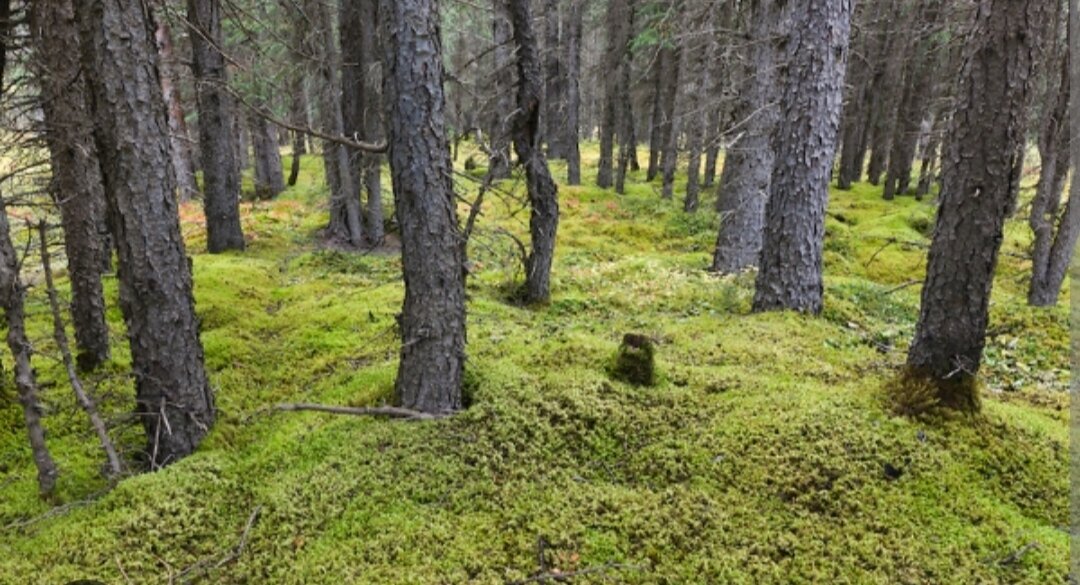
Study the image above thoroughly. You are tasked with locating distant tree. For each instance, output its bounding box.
[907,0,1051,408]
[30,0,111,371]
[381,0,467,413]
[489,0,515,179]
[563,0,584,185]
[753,0,852,314]
[597,0,633,189]
[77,0,215,466]
[187,0,246,252]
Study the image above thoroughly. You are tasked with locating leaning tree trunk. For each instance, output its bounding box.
[381,0,467,413]
[509,0,560,304]
[77,0,215,467]
[30,0,111,371]
[563,0,584,185]
[187,0,246,252]
[753,0,851,314]
[907,0,1050,408]
[1029,36,1074,307]
[712,0,778,273]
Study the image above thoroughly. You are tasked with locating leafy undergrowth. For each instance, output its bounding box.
[0,147,1068,583]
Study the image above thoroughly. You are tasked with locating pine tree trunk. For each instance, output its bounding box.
[753,0,851,314]
[510,0,560,304]
[78,0,215,466]
[187,0,246,252]
[907,0,1050,406]
[597,0,632,189]
[490,0,514,179]
[542,0,565,159]
[564,0,584,185]
[155,20,199,203]
[359,0,386,245]
[30,0,112,371]
[249,112,285,199]
[659,43,681,200]
[381,0,467,413]
[712,0,777,273]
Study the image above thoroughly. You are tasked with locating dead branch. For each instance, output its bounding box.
[275,402,440,420]
[882,279,922,295]
[37,221,123,478]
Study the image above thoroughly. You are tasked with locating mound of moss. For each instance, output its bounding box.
[0,149,1067,584]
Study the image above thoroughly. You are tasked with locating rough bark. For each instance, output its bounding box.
[509,0,560,304]
[358,0,385,245]
[30,0,112,371]
[752,0,851,314]
[564,0,584,185]
[712,0,777,273]
[155,20,199,203]
[542,0,565,159]
[78,0,215,466]
[381,0,467,413]
[613,2,636,195]
[1029,36,1075,306]
[287,16,308,187]
[907,0,1050,406]
[187,0,246,252]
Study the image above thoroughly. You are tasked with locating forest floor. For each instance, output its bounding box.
[0,145,1069,583]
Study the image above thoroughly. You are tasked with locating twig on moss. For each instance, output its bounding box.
[506,562,645,584]
[882,279,922,295]
[176,506,262,583]
[275,402,440,420]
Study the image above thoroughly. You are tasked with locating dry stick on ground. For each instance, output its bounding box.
[36,221,123,478]
[176,505,263,584]
[275,402,441,420]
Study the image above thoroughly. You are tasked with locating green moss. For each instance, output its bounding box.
[0,146,1068,584]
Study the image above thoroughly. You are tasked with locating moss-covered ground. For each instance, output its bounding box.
[0,145,1068,583]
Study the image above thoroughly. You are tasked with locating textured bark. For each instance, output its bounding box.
[863,0,907,186]
[753,0,851,314]
[907,0,1050,404]
[287,19,308,187]
[563,0,583,185]
[0,199,58,496]
[187,0,246,252]
[680,10,709,213]
[381,0,466,413]
[509,0,560,304]
[30,0,111,371]
[358,0,386,245]
[1029,38,1075,306]
[309,0,363,247]
[883,0,943,201]
[155,20,199,203]
[712,0,777,273]
[78,0,215,466]
[490,0,514,179]
[597,0,632,189]
[249,112,285,199]
[613,3,636,195]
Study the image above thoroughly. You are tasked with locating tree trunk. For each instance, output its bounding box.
[597,0,632,189]
[542,0,565,159]
[883,0,943,201]
[359,0,385,245]
[187,0,246,252]
[752,0,851,314]
[646,46,663,182]
[564,0,584,185]
[490,0,514,179]
[613,3,636,195]
[287,17,308,188]
[30,0,112,371]
[381,0,467,413]
[309,0,363,247]
[915,109,944,199]
[249,112,285,199]
[509,0,560,304]
[1029,31,1074,307]
[78,0,216,466]
[658,44,681,200]
[155,20,199,203]
[712,0,777,273]
[907,0,1050,407]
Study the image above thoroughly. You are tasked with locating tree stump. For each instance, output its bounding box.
[611,333,655,386]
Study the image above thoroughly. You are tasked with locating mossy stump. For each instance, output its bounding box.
[611,333,656,386]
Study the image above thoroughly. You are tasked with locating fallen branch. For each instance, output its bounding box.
[176,506,262,583]
[882,279,922,295]
[275,402,439,421]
